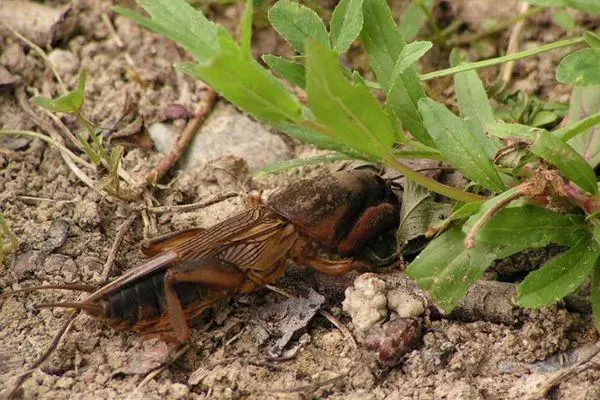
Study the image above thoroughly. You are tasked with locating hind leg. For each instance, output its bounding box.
[163,257,247,342]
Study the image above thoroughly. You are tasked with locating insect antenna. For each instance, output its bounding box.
[36,302,103,313]
[5,310,79,398]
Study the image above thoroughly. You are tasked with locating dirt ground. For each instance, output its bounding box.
[1,0,600,399]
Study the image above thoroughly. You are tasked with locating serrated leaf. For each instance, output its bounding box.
[566,86,600,168]
[361,0,430,146]
[592,262,600,330]
[268,0,329,54]
[179,29,302,124]
[419,98,505,192]
[557,48,600,86]
[262,55,306,88]
[464,204,587,247]
[330,0,364,53]
[390,41,432,82]
[241,0,254,55]
[305,40,394,160]
[398,0,433,42]
[31,70,87,114]
[564,0,600,14]
[255,153,349,177]
[584,31,600,48]
[530,129,598,194]
[517,236,598,308]
[451,51,501,158]
[531,110,559,127]
[274,121,362,158]
[397,181,453,245]
[406,227,527,313]
[114,1,217,62]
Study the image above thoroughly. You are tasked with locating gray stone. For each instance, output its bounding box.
[148,103,292,171]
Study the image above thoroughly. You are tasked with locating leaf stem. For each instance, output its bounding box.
[384,154,485,203]
[420,36,586,81]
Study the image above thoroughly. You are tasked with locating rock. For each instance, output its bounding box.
[386,288,425,318]
[0,66,21,91]
[342,273,388,333]
[147,122,173,154]
[169,383,190,400]
[149,103,291,171]
[42,254,77,281]
[72,200,100,228]
[364,318,423,366]
[42,218,70,252]
[13,251,44,280]
[47,49,79,77]
[0,1,76,48]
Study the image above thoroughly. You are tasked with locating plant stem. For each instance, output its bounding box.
[449,6,545,46]
[384,154,485,203]
[418,0,444,46]
[420,36,585,81]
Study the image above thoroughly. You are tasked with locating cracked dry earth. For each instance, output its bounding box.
[1,0,600,399]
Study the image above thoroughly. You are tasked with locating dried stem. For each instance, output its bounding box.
[146,89,218,184]
[502,3,530,84]
[100,214,138,282]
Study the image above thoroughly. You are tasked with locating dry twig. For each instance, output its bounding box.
[146,89,218,184]
[100,213,138,282]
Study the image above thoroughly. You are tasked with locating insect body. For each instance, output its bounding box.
[18,169,400,343]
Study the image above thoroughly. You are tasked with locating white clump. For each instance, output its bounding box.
[342,273,388,333]
[386,289,425,318]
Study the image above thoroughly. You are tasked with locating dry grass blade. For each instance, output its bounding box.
[100,214,138,282]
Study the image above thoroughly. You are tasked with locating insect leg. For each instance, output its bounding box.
[337,202,398,254]
[163,257,247,342]
[298,256,373,276]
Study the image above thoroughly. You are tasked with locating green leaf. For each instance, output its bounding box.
[529,129,598,194]
[114,1,217,62]
[564,0,600,14]
[329,0,364,53]
[517,236,598,308]
[464,204,587,248]
[274,121,362,158]
[305,40,395,160]
[555,111,600,142]
[255,153,349,177]
[179,29,302,124]
[531,110,559,127]
[262,55,306,88]
[241,0,254,55]
[418,98,505,192]
[268,0,329,54]
[592,262,600,330]
[557,48,600,86]
[485,121,541,140]
[398,0,433,42]
[360,0,430,146]
[521,0,567,6]
[552,10,577,32]
[406,227,526,312]
[566,85,600,168]
[451,51,501,158]
[390,41,432,82]
[584,31,600,48]
[31,70,87,114]
[397,181,453,246]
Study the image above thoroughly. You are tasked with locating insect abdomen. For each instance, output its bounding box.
[104,272,209,328]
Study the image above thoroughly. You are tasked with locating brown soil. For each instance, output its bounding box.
[1,1,600,399]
